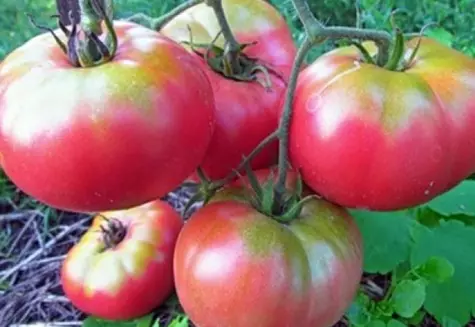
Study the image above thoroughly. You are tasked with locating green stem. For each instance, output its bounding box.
[79,0,103,35]
[205,0,241,73]
[126,0,201,30]
[290,0,392,65]
[274,37,313,199]
[213,130,279,189]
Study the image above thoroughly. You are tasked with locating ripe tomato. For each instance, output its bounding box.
[61,199,183,320]
[290,37,475,210]
[161,0,297,180]
[174,168,363,327]
[0,21,215,212]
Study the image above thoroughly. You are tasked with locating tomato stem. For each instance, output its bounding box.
[125,0,201,31]
[290,0,393,66]
[274,38,313,201]
[205,0,242,74]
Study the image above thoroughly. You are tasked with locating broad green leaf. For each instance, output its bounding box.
[416,256,454,283]
[367,320,386,327]
[82,317,135,327]
[168,316,189,327]
[407,310,426,326]
[387,319,407,327]
[346,291,372,326]
[350,210,414,273]
[425,27,454,46]
[411,220,475,325]
[442,316,462,327]
[416,207,475,228]
[391,279,426,318]
[136,315,155,327]
[424,180,475,216]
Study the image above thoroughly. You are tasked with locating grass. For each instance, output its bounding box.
[0,0,475,326]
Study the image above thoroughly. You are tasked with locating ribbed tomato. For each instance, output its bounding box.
[174,169,363,327]
[0,21,215,212]
[290,37,475,210]
[61,199,183,320]
[161,0,297,180]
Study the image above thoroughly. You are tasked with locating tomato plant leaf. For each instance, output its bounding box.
[423,180,475,216]
[415,256,454,283]
[442,316,463,327]
[391,279,426,318]
[350,210,414,273]
[168,316,189,327]
[387,319,407,327]
[367,320,386,327]
[410,220,475,325]
[415,207,475,228]
[345,291,373,326]
[82,317,136,327]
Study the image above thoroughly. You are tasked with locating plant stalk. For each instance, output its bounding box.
[126,0,201,30]
[290,0,392,65]
[205,0,242,73]
[273,37,313,199]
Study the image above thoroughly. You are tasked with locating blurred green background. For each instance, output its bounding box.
[1,0,474,61]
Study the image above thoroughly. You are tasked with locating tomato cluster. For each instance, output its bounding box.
[1,0,474,326]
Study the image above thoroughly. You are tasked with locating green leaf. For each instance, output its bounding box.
[442,316,462,327]
[168,316,189,327]
[415,207,475,228]
[82,317,135,327]
[82,315,154,327]
[387,319,407,327]
[407,310,426,326]
[416,256,455,283]
[391,279,426,318]
[346,291,373,326]
[425,27,454,47]
[411,220,475,325]
[424,180,475,216]
[350,210,414,273]
[136,314,155,327]
[367,320,386,327]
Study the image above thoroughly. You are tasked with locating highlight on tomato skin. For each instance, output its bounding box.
[161,0,297,181]
[173,168,363,327]
[0,20,216,213]
[289,37,475,211]
[60,199,184,321]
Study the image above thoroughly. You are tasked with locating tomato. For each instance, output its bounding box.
[0,21,215,212]
[161,0,297,180]
[61,199,183,320]
[174,168,363,327]
[289,37,475,211]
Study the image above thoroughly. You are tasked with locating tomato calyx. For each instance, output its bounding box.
[351,18,432,72]
[97,216,127,250]
[240,167,319,223]
[182,28,287,91]
[29,0,118,68]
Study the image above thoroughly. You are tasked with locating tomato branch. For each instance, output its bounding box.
[290,0,392,65]
[205,0,242,74]
[274,37,313,200]
[126,0,201,30]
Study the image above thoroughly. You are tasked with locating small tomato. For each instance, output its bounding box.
[61,199,183,320]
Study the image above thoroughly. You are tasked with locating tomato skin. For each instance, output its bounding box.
[289,37,475,210]
[174,169,363,327]
[161,0,297,180]
[0,21,215,212]
[61,200,183,320]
